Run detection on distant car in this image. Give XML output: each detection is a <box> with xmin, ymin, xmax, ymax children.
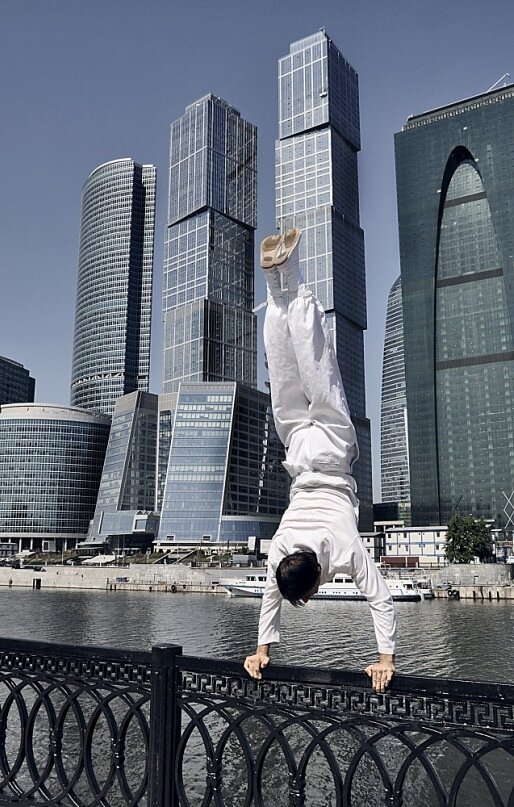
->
<box><xmin>506</xmin><ymin>556</ymin><xmax>514</xmax><ymax>564</ymax></box>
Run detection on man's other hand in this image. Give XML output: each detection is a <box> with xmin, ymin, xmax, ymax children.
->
<box><xmin>364</xmin><ymin>654</ymin><xmax>395</xmax><ymax>693</ymax></box>
<box><xmin>244</xmin><ymin>649</ymin><xmax>270</xmax><ymax>680</ymax></box>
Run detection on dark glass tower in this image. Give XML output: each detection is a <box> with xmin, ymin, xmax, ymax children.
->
<box><xmin>276</xmin><ymin>30</ymin><xmax>372</xmax><ymax>529</ymax></box>
<box><xmin>380</xmin><ymin>277</ymin><xmax>410</xmax><ymax>507</ymax></box>
<box><xmin>162</xmin><ymin>95</ymin><xmax>257</xmax><ymax>392</ymax></box>
<box><xmin>0</xmin><ymin>356</ymin><xmax>35</xmax><ymax>405</ymax></box>
<box><xmin>395</xmin><ymin>85</ymin><xmax>514</xmax><ymax>527</ymax></box>
<box><xmin>71</xmin><ymin>159</ymin><xmax>156</xmax><ymax>416</ymax></box>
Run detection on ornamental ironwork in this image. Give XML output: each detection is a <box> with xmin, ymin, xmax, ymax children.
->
<box><xmin>0</xmin><ymin>637</ymin><xmax>512</xmax><ymax>806</ymax></box>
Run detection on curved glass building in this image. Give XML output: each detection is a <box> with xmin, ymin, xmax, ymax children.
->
<box><xmin>71</xmin><ymin>158</ymin><xmax>156</xmax><ymax>416</ymax></box>
<box><xmin>0</xmin><ymin>404</ymin><xmax>110</xmax><ymax>551</ymax></box>
<box><xmin>395</xmin><ymin>85</ymin><xmax>514</xmax><ymax>527</ymax></box>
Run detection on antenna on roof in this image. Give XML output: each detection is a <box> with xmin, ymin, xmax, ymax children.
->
<box><xmin>487</xmin><ymin>73</ymin><xmax>512</xmax><ymax>92</ymax></box>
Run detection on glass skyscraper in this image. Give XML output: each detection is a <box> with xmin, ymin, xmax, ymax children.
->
<box><xmin>71</xmin><ymin>158</ymin><xmax>156</xmax><ymax>416</ymax></box>
<box><xmin>395</xmin><ymin>85</ymin><xmax>514</xmax><ymax>527</ymax></box>
<box><xmin>380</xmin><ymin>277</ymin><xmax>410</xmax><ymax>506</ymax></box>
<box><xmin>0</xmin><ymin>356</ymin><xmax>35</xmax><ymax>405</ymax></box>
<box><xmin>89</xmin><ymin>391</ymin><xmax>158</xmax><ymax>546</ymax></box>
<box><xmin>276</xmin><ymin>30</ymin><xmax>372</xmax><ymax>529</ymax></box>
<box><xmin>157</xmin><ymin>383</ymin><xmax>288</xmax><ymax>545</ymax></box>
<box><xmin>162</xmin><ymin>95</ymin><xmax>257</xmax><ymax>392</ymax></box>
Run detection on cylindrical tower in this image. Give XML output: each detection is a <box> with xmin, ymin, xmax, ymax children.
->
<box><xmin>71</xmin><ymin>158</ymin><xmax>156</xmax><ymax>416</ymax></box>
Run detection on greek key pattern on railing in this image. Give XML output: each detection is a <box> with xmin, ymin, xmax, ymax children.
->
<box><xmin>176</xmin><ymin>668</ymin><xmax>514</xmax><ymax>807</ymax></box>
<box><xmin>180</xmin><ymin>670</ymin><xmax>514</xmax><ymax>730</ymax></box>
<box><xmin>0</xmin><ymin>650</ymin><xmax>152</xmax><ymax>807</ymax></box>
<box><xmin>0</xmin><ymin>648</ymin><xmax>153</xmax><ymax>686</ymax></box>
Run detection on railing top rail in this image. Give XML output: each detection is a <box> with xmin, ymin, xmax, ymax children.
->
<box><xmin>0</xmin><ymin>637</ymin><xmax>512</xmax><ymax>706</ymax></box>
<box><xmin>0</xmin><ymin>635</ymin><xmax>153</xmax><ymax>666</ymax></box>
<box><xmin>178</xmin><ymin>653</ymin><xmax>514</xmax><ymax>704</ymax></box>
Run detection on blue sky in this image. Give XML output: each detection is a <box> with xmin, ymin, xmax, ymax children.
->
<box><xmin>1</xmin><ymin>0</ymin><xmax>513</xmax><ymax>498</ymax></box>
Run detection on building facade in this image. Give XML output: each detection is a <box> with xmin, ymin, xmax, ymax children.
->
<box><xmin>276</xmin><ymin>30</ymin><xmax>372</xmax><ymax>529</ymax></box>
<box><xmin>88</xmin><ymin>391</ymin><xmax>158</xmax><ymax>548</ymax></box>
<box><xmin>162</xmin><ymin>95</ymin><xmax>257</xmax><ymax>393</ymax></box>
<box><xmin>0</xmin><ymin>404</ymin><xmax>110</xmax><ymax>551</ymax></box>
<box><xmin>157</xmin><ymin>383</ymin><xmax>287</xmax><ymax>546</ymax></box>
<box><xmin>395</xmin><ymin>85</ymin><xmax>514</xmax><ymax>527</ymax></box>
<box><xmin>383</xmin><ymin>526</ymin><xmax>448</xmax><ymax>567</ymax></box>
<box><xmin>0</xmin><ymin>356</ymin><xmax>35</xmax><ymax>405</ymax></box>
<box><xmin>71</xmin><ymin>158</ymin><xmax>156</xmax><ymax>416</ymax></box>
<box><xmin>380</xmin><ymin>277</ymin><xmax>411</xmax><ymax>507</ymax></box>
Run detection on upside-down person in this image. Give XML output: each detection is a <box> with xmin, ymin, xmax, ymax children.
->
<box><xmin>243</xmin><ymin>229</ymin><xmax>396</xmax><ymax>693</ymax></box>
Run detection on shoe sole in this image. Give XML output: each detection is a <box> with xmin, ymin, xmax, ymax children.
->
<box><xmin>260</xmin><ymin>235</ymin><xmax>282</xmax><ymax>269</ymax></box>
<box><xmin>275</xmin><ymin>228</ymin><xmax>301</xmax><ymax>266</ymax></box>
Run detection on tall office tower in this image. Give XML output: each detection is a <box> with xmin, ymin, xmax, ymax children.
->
<box><xmin>0</xmin><ymin>356</ymin><xmax>35</xmax><ymax>405</ymax></box>
<box><xmin>276</xmin><ymin>30</ymin><xmax>372</xmax><ymax>529</ymax></box>
<box><xmin>380</xmin><ymin>277</ymin><xmax>410</xmax><ymax>507</ymax></box>
<box><xmin>71</xmin><ymin>159</ymin><xmax>156</xmax><ymax>416</ymax></box>
<box><xmin>395</xmin><ymin>84</ymin><xmax>514</xmax><ymax>527</ymax></box>
<box><xmin>162</xmin><ymin>95</ymin><xmax>257</xmax><ymax>392</ymax></box>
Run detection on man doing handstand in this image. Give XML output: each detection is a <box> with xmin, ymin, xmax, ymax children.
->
<box><xmin>243</xmin><ymin>229</ymin><xmax>396</xmax><ymax>693</ymax></box>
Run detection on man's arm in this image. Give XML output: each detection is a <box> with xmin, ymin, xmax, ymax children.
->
<box><xmin>244</xmin><ymin>566</ymin><xmax>283</xmax><ymax>680</ymax></box>
<box><xmin>348</xmin><ymin>537</ymin><xmax>397</xmax><ymax>691</ymax></box>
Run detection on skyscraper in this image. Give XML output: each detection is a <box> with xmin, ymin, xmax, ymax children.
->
<box><xmin>275</xmin><ymin>30</ymin><xmax>372</xmax><ymax>529</ymax></box>
<box><xmin>380</xmin><ymin>277</ymin><xmax>410</xmax><ymax>506</ymax></box>
<box><xmin>395</xmin><ymin>84</ymin><xmax>514</xmax><ymax>527</ymax></box>
<box><xmin>71</xmin><ymin>158</ymin><xmax>156</xmax><ymax>416</ymax></box>
<box><xmin>162</xmin><ymin>95</ymin><xmax>257</xmax><ymax>392</ymax></box>
<box><xmin>157</xmin><ymin>96</ymin><xmax>289</xmax><ymax>545</ymax></box>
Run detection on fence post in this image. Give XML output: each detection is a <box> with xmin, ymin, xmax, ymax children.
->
<box><xmin>148</xmin><ymin>643</ymin><xmax>183</xmax><ymax>807</ymax></box>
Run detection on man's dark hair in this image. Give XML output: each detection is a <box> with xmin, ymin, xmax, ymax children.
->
<box><xmin>276</xmin><ymin>550</ymin><xmax>320</xmax><ymax>606</ymax></box>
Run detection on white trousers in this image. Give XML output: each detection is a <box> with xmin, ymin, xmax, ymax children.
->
<box><xmin>264</xmin><ymin>290</ymin><xmax>359</xmax><ymax>483</ymax></box>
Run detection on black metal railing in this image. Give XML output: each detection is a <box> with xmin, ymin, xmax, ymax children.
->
<box><xmin>0</xmin><ymin>638</ymin><xmax>512</xmax><ymax>806</ymax></box>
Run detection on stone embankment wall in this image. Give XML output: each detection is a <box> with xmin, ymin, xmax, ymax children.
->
<box><xmin>0</xmin><ymin>563</ymin><xmax>254</xmax><ymax>593</ymax></box>
<box><xmin>0</xmin><ymin>561</ymin><xmax>511</xmax><ymax>597</ymax></box>
<box><xmin>430</xmin><ymin>563</ymin><xmax>513</xmax><ymax>586</ymax></box>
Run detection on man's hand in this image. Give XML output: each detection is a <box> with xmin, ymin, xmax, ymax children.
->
<box><xmin>364</xmin><ymin>654</ymin><xmax>395</xmax><ymax>693</ymax></box>
<box><xmin>244</xmin><ymin>645</ymin><xmax>270</xmax><ymax>680</ymax></box>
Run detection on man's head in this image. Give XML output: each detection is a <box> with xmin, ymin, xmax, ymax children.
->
<box><xmin>276</xmin><ymin>550</ymin><xmax>321</xmax><ymax>606</ymax></box>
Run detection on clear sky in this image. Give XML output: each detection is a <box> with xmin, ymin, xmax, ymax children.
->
<box><xmin>1</xmin><ymin>0</ymin><xmax>513</xmax><ymax>499</ymax></box>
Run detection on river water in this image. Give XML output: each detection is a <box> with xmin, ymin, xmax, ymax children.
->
<box><xmin>2</xmin><ymin>588</ymin><xmax>514</xmax><ymax>682</ymax></box>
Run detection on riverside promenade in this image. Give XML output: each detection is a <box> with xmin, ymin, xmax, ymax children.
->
<box><xmin>0</xmin><ymin>561</ymin><xmax>512</xmax><ymax>597</ymax></box>
<box><xmin>0</xmin><ymin>635</ymin><xmax>512</xmax><ymax>806</ymax></box>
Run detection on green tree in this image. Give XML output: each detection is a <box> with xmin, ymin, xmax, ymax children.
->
<box><xmin>444</xmin><ymin>514</ymin><xmax>493</xmax><ymax>563</ymax></box>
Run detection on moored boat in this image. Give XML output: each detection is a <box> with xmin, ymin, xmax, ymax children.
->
<box><xmin>222</xmin><ymin>573</ymin><xmax>422</xmax><ymax>601</ymax></box>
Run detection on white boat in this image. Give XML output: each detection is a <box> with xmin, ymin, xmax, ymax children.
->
<box><xmin>222</xmin><ymin>573</ymin><xmax>422</xmax><ymax>601</ymax></box>
<box><xmin>413</xmin><ymin>578</ymin><xmax>435</xmax><ymax>599</ymax></box>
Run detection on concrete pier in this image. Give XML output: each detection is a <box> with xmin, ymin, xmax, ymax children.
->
<box><xmin>434</xmin><ymin>584</ymin><xmax>514</xmax><ymax>600</ymax></box>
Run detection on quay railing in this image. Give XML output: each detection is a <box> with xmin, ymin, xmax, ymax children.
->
<box><xmin>0</xmin><ymin>637</ymin><xmax>512</xmax><ymax>806</ymax></box>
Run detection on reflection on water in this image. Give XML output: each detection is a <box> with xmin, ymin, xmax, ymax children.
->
<box><xmin>1</xmin><ymin>588</ymin><xmax>513</xmax><ymax>682</ymax></box>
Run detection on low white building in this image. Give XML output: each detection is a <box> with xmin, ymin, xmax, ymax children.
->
<box><xmin>383</xmin><ymin>525</ymin><xmax>448</xmax><ymax>566</ymax></box>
